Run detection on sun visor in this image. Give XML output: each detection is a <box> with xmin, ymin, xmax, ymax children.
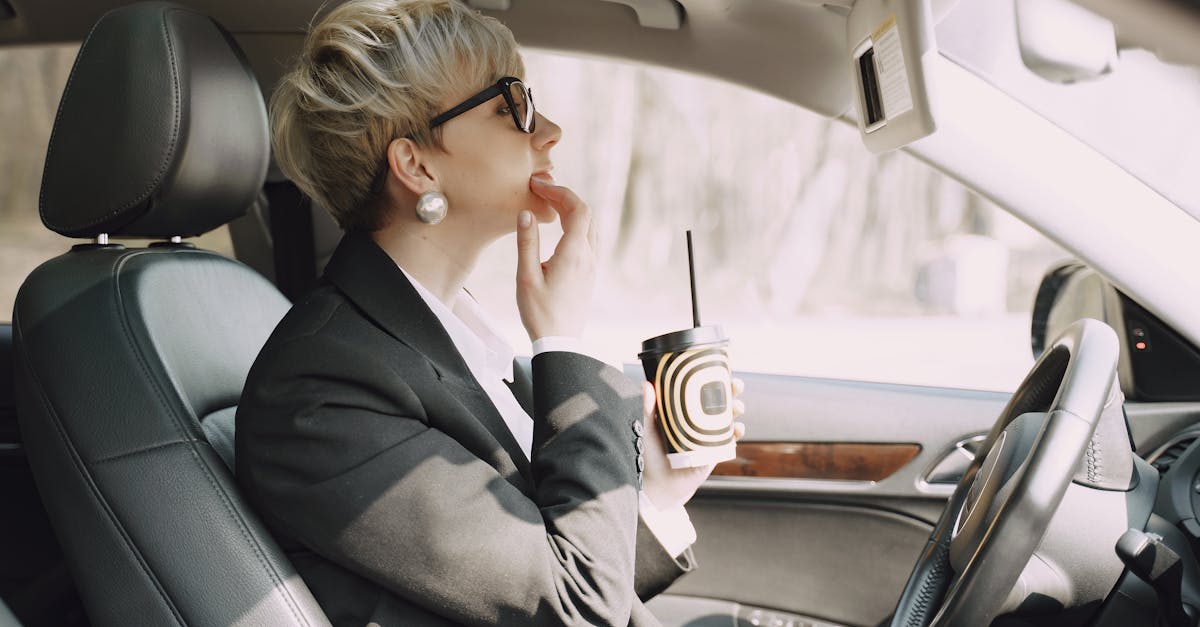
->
<box><xmin>846</xmin><ymin>0</ymin><xmax>939</xmax><ymax>153</ymax></box>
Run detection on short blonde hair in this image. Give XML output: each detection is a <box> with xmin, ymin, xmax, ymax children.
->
<box><xmin>270</xmin><ymin>0</ymin><xmax>524</xmax><ymax>230</ymax></box>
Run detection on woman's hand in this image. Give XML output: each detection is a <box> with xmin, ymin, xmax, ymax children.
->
<box><xmin>515</xmin><ymin>176</ymin><xmax>598</xmax><ymax>341</ymax></box>
<box><xmin>641</xmin><ymin>378</ymin><xmax>746</xmax><ymax>510</ymax></box>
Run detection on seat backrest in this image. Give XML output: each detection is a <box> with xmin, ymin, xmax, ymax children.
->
<box><xmin>12</xmin><ymin>3</ymin><xmax>329</xmax><ymax>625</ymax></box>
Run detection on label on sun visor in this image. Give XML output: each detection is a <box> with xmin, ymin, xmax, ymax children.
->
<box><xmin>871</xmin><ymin>15</ymin><xmax>913</xmax><ymax>119</ymax></box>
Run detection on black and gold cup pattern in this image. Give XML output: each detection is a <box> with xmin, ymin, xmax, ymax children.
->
<box><xmin>652</xmin><ymin>346</ymin><xmax>736</xmax><ymax>469</ymax></box>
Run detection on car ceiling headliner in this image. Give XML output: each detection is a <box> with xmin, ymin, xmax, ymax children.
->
<box><xmin>0</xmin><ymin>0</ymin><xmax>857</xmax><ymax>118</ymax></box>
<box><xmin>3</xmin><ymin>0</ymin><xmax>1198</xmax><ymax>121</ymax></box>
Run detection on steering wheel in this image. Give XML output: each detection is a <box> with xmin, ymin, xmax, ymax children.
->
<box><xmin>890</xmin><ymin>318</ymin><xmax>1126</xmax><ymax>627</ymax></box>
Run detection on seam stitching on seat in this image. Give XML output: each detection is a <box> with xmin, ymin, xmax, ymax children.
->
<box><xmin>186</xmin><ymin>440</ymin><xmax>311</xmax><ymax>625</ymax></box>
<box><xmin>96</xmin><ymin>438</ymin><xmax>315</xmax><ymax>626</ymax></box>
<box><xmin>112</xmin><ymin>251</ymin><xmax>312</xmax><ymax>625</ymax></box>
<box><xmin>13</xmin><ymin>314</ymin><xmax>187</xmax><ymax>626</ymax></box>
<box><xmin>1086</xmin><ymin>437</ymin><xmax>1098</xmax><ymax>483</ymax></box>
<box><xmin>92</xmin><ymin>439</ymin><xmax>202</xmax><ymax>466</ymax></box>
<box><xmin>113</xmin><ymin>251</ymin><xmax>199</xmax><ymax>443</ymax></box>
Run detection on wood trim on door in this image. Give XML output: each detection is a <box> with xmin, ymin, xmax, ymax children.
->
<box><xmin>712</xmin><ymin>442</ymin><xmax>921</xmax><ymax>482</ymax></box>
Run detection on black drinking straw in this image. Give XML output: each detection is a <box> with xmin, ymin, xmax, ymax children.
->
<box><xmin>687</xmin><ymin>230</ymin><xmax>701</xmax><ymax>328</ymax></box>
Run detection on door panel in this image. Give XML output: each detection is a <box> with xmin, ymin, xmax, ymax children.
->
<box><xmin>627</xmin><ymin>368</ymin><xmax>1012</xmax><ymax>627</ymax></box>
<box><xmin>626</xmin><ymin>370</ymin><xmax>1200</xmax><ymax>626</ymax></box>
<box><xmin>623</xmin><ymin>366</ymin><xmax>1010</xmax><ymax>506</ymax></box>
<box><xmin>664</xmin><ymin>500</ymin><xmax>932</xmax><ymax>626</ymax></box>
<box><xmin>712</xmin><ymin>442</ymin><xmax>922</xmax><ymax>481</ymax></box>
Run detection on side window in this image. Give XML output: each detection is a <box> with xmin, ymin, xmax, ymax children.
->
<box><xmin>0</xmin><ymin>44</ymin><xmax>235</xmax><ymax>322</ymax></box>
<box><xmin>466</xmin><ymin>51</ymin><xmax>1069</xmax><ymax>392</ymax></box>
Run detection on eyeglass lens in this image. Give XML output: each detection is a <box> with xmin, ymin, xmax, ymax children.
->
<box><xmin>508</xmin><ymin>81</ymin><xmax>535</xmax><ymax>132</ymax></box>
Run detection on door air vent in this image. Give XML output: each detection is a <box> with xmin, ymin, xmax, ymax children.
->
<box><xmin>1149</xmin><ymin>436</ymin><xmax>1199</xmax><ymax>473</ymax></box>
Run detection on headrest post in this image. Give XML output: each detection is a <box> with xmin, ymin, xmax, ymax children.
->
<box><xmin>170</xmin><ymin>236</ymin><xmax>182</xmax><ymax>244</ymax></box>
<box><xmin>96</xmin><ymin>234</ymin><xmax>109</xmax><ymax>245</ymax></box>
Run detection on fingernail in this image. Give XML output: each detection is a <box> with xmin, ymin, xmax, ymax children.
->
<box><xmin>531</xmin><ymin>174</ymin><xmax>552</xmax><ymax>185</ymax></box>
<box><xmin>518</xmin><ymin>210</ymin><xmax>532</xmax><ymax>228</ymax></box>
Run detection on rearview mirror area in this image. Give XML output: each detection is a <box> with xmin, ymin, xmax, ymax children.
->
<box><xmin>1015</xmin><ymin>0</ymin><xmax>1118</xmax><ymax>84</ymax></box>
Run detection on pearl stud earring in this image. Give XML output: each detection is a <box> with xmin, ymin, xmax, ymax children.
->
<box><xmin>415</xmin><ymin>191</ymin><xmax>448</xmax><ymax>225</ymax></box>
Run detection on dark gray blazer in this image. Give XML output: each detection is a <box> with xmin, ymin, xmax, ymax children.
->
<box><xmin>236</xmin><ymin>231</ymin><xmax>692</xmax><ymax>626</ymax></box>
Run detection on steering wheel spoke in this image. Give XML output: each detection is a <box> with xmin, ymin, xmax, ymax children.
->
<box><xmin>890</xmin><ymin>319</ymin><xmax>1126</xmax><ymax>627</ymax></box>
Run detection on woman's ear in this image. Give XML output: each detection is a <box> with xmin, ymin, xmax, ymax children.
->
<box><xmin>386</xmin><ymin>137</ymin><xmax>438</xmax><ymax>196</ymax></box>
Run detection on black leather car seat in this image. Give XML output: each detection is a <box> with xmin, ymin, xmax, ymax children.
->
<box><xmin>11</xmin><ymin>3</ymin><xmax>330</xmax><ymax>625</ymax></box>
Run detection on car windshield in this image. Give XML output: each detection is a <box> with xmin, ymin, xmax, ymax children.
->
<box><xmin>1</xmin><ymin>5</ymin><xmax>1188</xmax><ymax>394</ymax></box>
<box><xmin>937</xmin><ymin>2</ymin><xmax>1200</xmax><ymax>221</ymax></box>
<box><xmin>464</xmin><ymin>51</ymin><xmax>1069</xmax><ymax>393</ymax></box>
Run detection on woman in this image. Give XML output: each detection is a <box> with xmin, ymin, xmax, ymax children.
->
<box><xmin>235</xmin><ymin>1</ymin><xmax>744</xmax><ymax>625</ymax></box>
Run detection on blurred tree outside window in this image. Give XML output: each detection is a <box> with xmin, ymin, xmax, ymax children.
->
<box><xmin>465</xmin><ymin>51</ymin><xmax>1070</xmax><ymax>391</ymax></box>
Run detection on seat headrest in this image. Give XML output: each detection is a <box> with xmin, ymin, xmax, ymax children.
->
<box><xmin>40</xmin><ymin>2</ymin><xmax>268</xmax><ymax>238</ymax></box>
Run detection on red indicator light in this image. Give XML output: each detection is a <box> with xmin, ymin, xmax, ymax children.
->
<box><xmin>1135</xmin><ymin>341</ymin><xmax>1147</xmax><ymax>350</ymax></box>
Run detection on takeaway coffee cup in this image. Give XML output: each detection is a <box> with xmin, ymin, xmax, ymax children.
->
<box><xmin>639</xmin><ymin>325</ymin><xmax>736</xmax><ymax>469</ymax></box>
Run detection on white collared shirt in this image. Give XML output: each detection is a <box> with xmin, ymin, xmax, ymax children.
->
<box><xmin>398</xmin><ymin>267</ymin><xmax>695</xmax><ymax>557</ymax></box>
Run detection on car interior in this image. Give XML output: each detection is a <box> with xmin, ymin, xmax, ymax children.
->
<box><xmin>2</xmin><ymin>0</ymin><xmax>1200</xmax><ymax>626</ymax></box>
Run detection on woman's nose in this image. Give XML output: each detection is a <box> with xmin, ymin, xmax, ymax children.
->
<box><xmin>532</xmin><ymin>112</ymin><xmax>561</xmax><ymax>150</ymax></box>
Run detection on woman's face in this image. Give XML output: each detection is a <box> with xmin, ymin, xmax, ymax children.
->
<box><xmin>430</xmin><ymin>83</ymin><xmax>562</xmax><ymax>237</ymax></box>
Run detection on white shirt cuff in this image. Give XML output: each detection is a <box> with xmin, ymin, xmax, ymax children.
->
<box><xmin>638</xmin><ymin>491</ymin><xmax>697</xmax><ymax>558</ymax></box>
<box><xmin>532</xmin><ymin>336</ymin><xmax>584</xmax><ymax>356</ymax></box>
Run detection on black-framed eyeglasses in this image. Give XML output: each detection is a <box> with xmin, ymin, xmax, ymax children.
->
<box><xmin>429</xmin><ymin>76</ymin><xmax>535</xmax><ymax>133</ymax></box>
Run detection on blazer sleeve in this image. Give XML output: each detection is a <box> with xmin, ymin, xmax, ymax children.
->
<box><xmin>514</xmin><ymin>354</ymin><xmax>694</xmax><ymax>601</ymax></box>
<box><xmin>635</xmin><ymin>518</ymin><xmax>695</xmax><ymax>601</ymax></box>
<box><xmin>237</xmin><ymin>333</ymin><xmax>644</xmax><ymax>626</ymax></box>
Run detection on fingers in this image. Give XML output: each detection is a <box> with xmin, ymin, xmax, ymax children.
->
<box><xmin>531</xmin><ymin>177</ymin><xmax>590</xmax><ymax>244</ymax></box>
<box><xmin>731</xmin><ymin>378</ymin><xmax>744</xmax><ymax>416</ymax></box>
<box><xmin>642</xmin><ymin>381</ymin><xmax>656</xmax><ymax>420</ymax></box>
<box><xmin>730</xmin><ymin>378</ymin><xmax>745</xmax><ymax>438</ymax></box>
<box><xmin>515</xmin><ymin>209</ymin><xmax>542</xmax><ymax>288</ymax></box>
<box><xmin>587</xmin><ymin>213</ymin><xmax>598</xmax><ymax>252</ymax></box>
<box><xmin>516</xmin><ymin>179</ymin><xmax>595</xmax><ymax>340</ymax></box>
<box><xmin>641</xmin><ymin>381</ymin><xmax>666</xmax><ymax>455</ymax></box>
<box><xmin>530</xmin><ymin>176</ymin><xmax>582</xmax><ymax>209</ymax></box>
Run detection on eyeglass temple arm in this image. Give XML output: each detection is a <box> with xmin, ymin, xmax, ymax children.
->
<box><xmin>429</xmin><ymin>85</ymin><xmax>504</xmax><ymax>129</ymax></box>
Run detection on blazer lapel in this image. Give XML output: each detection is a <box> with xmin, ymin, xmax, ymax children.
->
<box><xmin>322</xmin><ymin>230</ymin><xmax>535</xmax><ymax>494</ymax></box>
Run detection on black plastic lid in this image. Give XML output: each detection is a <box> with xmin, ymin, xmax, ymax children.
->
<box><xmin>639</xmin><ymin>325</ymin><xmax>728</xmax><ymax>359</ymax></box>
